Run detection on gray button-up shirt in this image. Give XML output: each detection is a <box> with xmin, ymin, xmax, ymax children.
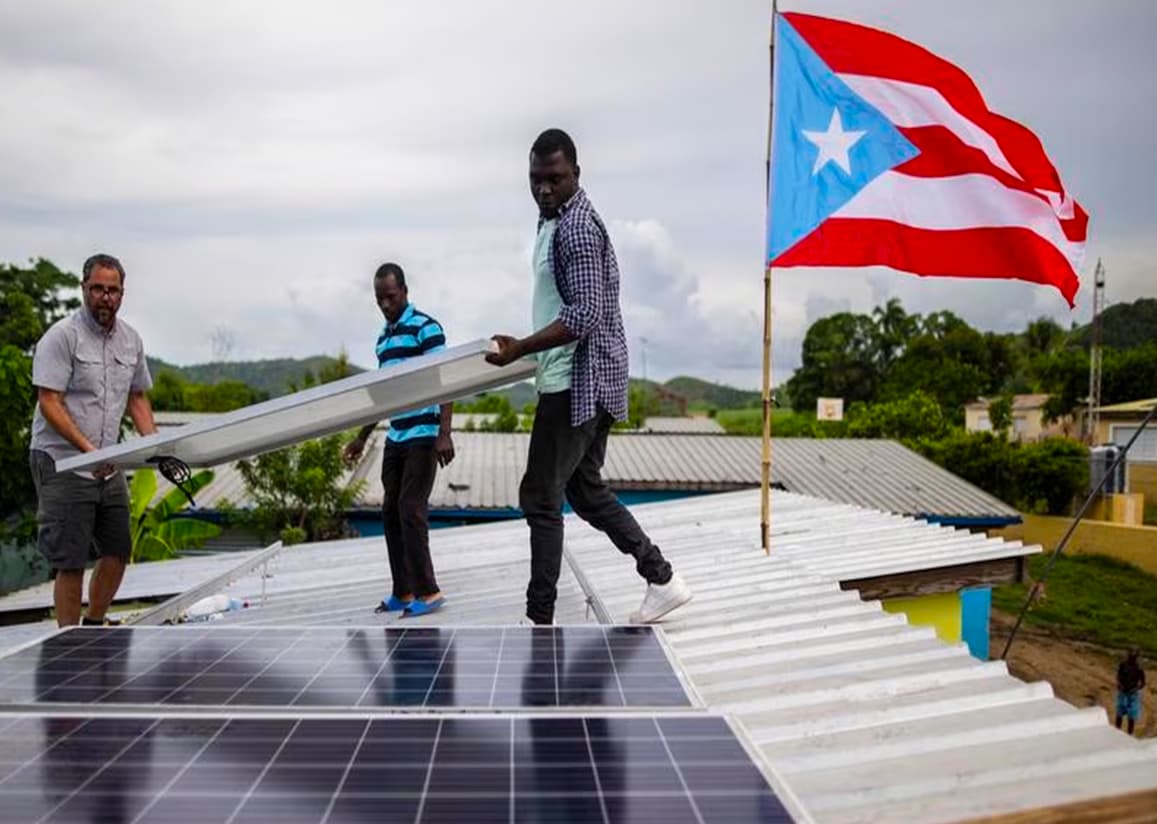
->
<box><xmin>30</xmin><ymin>309</ymin><xmax>153</xmax><ymax>461</ymax></box>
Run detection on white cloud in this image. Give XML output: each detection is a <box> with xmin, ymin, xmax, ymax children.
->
<box><xmin>0</xmin><ymin>0</ymin><xmax>1154</xmax><ymax>393</ymax></box>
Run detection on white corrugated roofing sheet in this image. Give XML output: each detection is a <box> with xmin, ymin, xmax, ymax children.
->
<box><xmin>185</xmin><ymin>488</ymin><xmax>1157</xmax><ymax>821</ymax></box>
<box><xmin>151</xmin><ymin>433</ymin><xmax>1019</xmax><ymax>520</ymax></box>
<box><xmin>5</xmin><ymin>488</ymin><xmax>1154</xmax><ymax>821</ymax></box>
<box><xmin>558</xmin><ymin>491</ymin><xmax>1157</xmax><ymax>822</ymax></box>
<box><xmin>0</xmin><ymin>545</ymin><xmax>272</xmax><ymax>615</ymax></box>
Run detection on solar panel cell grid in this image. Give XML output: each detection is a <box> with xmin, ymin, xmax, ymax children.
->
<box><xmin>0</xmin><ymin>714</ymin><xmax>794</xmax><ymax>823</ymax></box>
<box><xmin>0</xmin><ymin>626</ymin><xmax>694</xmax><ymax>710</ymax></box>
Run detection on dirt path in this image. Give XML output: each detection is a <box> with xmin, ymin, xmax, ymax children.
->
<box><xmin>991</xmin><ymin>611</ymin><xmax>1156</xmax><ymax>738</ymax></box>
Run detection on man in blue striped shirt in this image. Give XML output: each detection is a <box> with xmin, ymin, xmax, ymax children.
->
<box><xmin>487</xmin><ymin>129</ymin><xmax>691</xmax><ymax>626</ymax></box>
<box><xmin>345</xmin><ymin>263</ymin><xmax>454</xmax><ymax>617</ymax></box>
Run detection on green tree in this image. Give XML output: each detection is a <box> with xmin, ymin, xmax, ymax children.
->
<box><xmin>0</xmin><ymin>345</ymin><xmax>36</xmax><ymax>533</ymax></box>
<box><xmin>912</xmin><ymin>432</ymin><xmax>1087</xmax><ymax>515</ymax></box>
<box><xmin>1013</xmin><ymin>438</ymin><xmax>1088</xmax><ymax>515</ymax></box>
<box><xmin>186</xmin><ymin>380</ymin><xmax>266</xmax><ymax>412</ymax></box>
<box><xmin>882</xmin><ymin>317</ymin><xmax>1008</xmax><ymax>421</ymax></box>
<box><xmin>458</xmin><ymin>394</ymin><xmax>514</xmax><ymax>414</ymax></box>
<box><xmin>237</xmin><ymin>433</ymin><xmax>366</xmax><ymax>543</ymax></box>
<box><xmin>0</xmin><ymin>259</ymin><xmax>80</xmax><ymax>534</ymax></box>
<box><xmin>1102</xmin><ymin>344</ymin><xmax>1157</xmax><ymax>407</ymax></box>
<box><xmin>128</xmin><ymin>468</ymin><xmax>221</xmax><ymax>562</ymax></box>
<box><xmin>871</xmin><ymin>298</ymin><xmax>919</xmax><ymax>371</ymax></box>
<box><xmin>845</xmin><ymin>391</ymin><xmax>950</xmax><ymax>440</ymax></box>
<box><xmin>988</xmin><ymin>394</ymin><xmax>1014</xmax><ymax>438</ymax></box>
<box><xmin>148</xmin><ymin>371</ymin><xmax>189</xmax><ymax>411</ymax></box>
<box><xmin>616</xmin><ymin>385</ymin><xmax>661</xmax><ymax>430</ymax></box>
<box><xmin>1039</xmin><ymin>347</ymin><xmax>1088</xmax><ymax>422</ymax></box>
<box><xmin>149</xmin><ymin>371</ymin><xmax>266</xmax><ymax>413</ymax></box>
<box><xmin>786</xmin><ymin>312</ymin><xmax>881</xmax><ymax>413</ymax></box>
<box><xmin>1</xmin><ymin>259</ymin><xmax>80</xmax><ymax>353</ymax></box>
<box><xmin>1023</xmin><ymin>317</ymin><xmax>1066</xmax><ymax>356</ymax></box>
<box><xmin>474</xmin><ymin>396</ymin><xmax>519</xmax><ymax>432</ymax></box>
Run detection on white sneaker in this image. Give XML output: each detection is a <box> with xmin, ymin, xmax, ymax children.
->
<box><xmin>516</xmin><ymin>616</ymin><xmax>554</xmax><ymax>627</ymax></box>
<box><xmin>629</xmin><ymin>572</ymin><xmax>692</xmax><ymax>624</ymax></box>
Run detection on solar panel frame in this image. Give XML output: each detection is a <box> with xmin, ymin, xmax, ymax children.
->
<box><xmin>0</xmin><ymin>625</ymin><xmax>701</xmax><ymax>713</ymax></box>
<box><xmin>55</xmin><ymin>340</ymin><xmax>536</xmax><ymax>472</ymax></box>
<box><xmin>0</xmin><ymin>710</ymin><xmax>805</xmax><ymax>823</ymax></box>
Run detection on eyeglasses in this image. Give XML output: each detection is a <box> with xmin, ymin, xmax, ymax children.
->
<box><xmin>87</xmin><ymin>284</ymin><xmax>123</xmax><ymax>299</ymax></box>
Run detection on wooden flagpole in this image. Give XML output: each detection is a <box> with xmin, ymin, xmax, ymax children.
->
<box><xmin>760</xmin><ymin>0</ymin><xmax>778</xmax><ymax>554</ymax></box>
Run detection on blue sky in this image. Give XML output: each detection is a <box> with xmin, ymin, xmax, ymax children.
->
<box><xmin>1</xmin><ymin>0</ymin><xmax>1152</xmax><ymax>388</ymax></box>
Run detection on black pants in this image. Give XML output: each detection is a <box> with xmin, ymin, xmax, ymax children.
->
<box><xmin>381</xmin><ymin>441</ymin><xmax>440</xmax><ymax>599</ymax></box>
<box><xmin>520</xmin><ymin>391</ymin><xmax>671</xmax><ymax>624</ymax></box>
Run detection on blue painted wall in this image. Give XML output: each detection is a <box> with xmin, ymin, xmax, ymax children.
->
<box><xmin>960</xmin><ymin>587</ymin><xmax>992</xmax><ymax>660</ymax></box>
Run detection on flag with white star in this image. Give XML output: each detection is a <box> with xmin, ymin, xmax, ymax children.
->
<box><xmin>766</xmin><ymin>13</ymin><xmax>1087</xmax><ymax>307</ymax></box>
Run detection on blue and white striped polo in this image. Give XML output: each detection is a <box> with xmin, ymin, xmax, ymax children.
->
<box><xmin>376</xmin><ymin>303</ymin><xmax>446</xmax><ymax>445</ymax></box>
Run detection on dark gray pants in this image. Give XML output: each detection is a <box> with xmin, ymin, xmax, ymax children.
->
<box><xmin>381</xmin><ymin>441</ymin><xmax>440</xmax><ymax>599</ymax></box>
<box><xmin>520</xmin><ymin>392</ymin><xmax>671</xmax><ymax>624</ymax></box>
<box><xmin>29</xmin><ymin>450</ymin><xmax>131</xmax><ymax>571</ymax></box>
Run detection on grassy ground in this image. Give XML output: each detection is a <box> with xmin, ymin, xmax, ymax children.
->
<box><xmin>714</xmin><ymin>408</ymin><xmax>796</xmax><ymax>436</ymax></box>
<box><xmin>993</xmin><ymin>553</ymin><xmax>1157</xmax><ymax>657</ymax></box>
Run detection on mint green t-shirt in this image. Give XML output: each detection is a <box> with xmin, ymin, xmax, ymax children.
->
<box><xmin>532</xmin><ymin>219</ymin><xmax>575</xmax><ymax>394</ymax></box>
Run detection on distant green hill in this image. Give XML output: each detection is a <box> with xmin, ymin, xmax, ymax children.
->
<box><xmin>459</xmin><ymin>381</ymin><xmax>537</xmax><ymax>410</ymax></box>
<box><xmin>145</xmin><ymin>354</ymin><xmax>760</xmax><ymax>414</ymax></box>
<box><xmin>147</xmin><ymin>356</ymin><xmax>363</xmax><ymax>398</ymax></box>
<box><xmin>663</xmin><ymin>376</ymin><xmax>761</xmax><ymax>409</ymax></box>
<box><xmin>1072</xmin><ymin>297</ymin><xmax>1157</xmax><ymax>350</ymax></box>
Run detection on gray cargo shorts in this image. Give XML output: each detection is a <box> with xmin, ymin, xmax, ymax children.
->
<box><xmin>29</xmin><ymin>450</ymin><xmax>132</xmax><ymax>571</ymax></box>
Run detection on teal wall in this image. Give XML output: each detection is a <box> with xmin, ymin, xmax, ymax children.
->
<box><xmin>960</xmin><ymin>587</ymin><xmax>992</xmax><ymax>660</ymax></box>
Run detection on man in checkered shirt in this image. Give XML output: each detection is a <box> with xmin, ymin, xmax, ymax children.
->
<box><xmin>488</xmin><ymin>129</ymin><xmax>692</xmax><ymax>626</ymax></box>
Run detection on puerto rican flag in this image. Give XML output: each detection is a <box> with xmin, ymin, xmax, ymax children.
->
<box><xmin>767</xmin><ymin>13</ymin><xmax>1086</xmax><ymax>307</ymax></box>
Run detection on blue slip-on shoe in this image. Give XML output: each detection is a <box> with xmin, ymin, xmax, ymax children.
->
<box><xmin>403</xmin><ymin>598</ymin><xmax>445</xmax><ymax>617</ymax></box>
<box><xmin>375</xmin><ymin>595</ymin><xmax>413</xmax><ymax>614</ymax></box>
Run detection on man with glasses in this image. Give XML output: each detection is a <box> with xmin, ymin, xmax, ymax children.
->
<box><xmin>29</xmin><ymin>253</ymin><xmax>157</xmax><ymax>627</ymax></box>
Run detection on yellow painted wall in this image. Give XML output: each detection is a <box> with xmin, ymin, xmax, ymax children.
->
<box><xmin>883</xmin><ymin>592</ymin><xmax>962</xmax><ymax>644</ymax></box>
<box><xmin>993</xmin><ymin>515</ymin><xmax>1157</xmax><ymax>575</ymax></box>
<box><xmin>1089</xmin><ymin>493</ymin><xmax>1146</xmax><ymax>525</ymax></box>
<box><xmin>1130</xmin><ymin>463</ymin><xmax>1157</xmax><ymax>513</ymax></box>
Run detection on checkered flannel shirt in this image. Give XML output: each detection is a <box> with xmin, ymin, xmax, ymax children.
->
<box><xmin>544</xmin><ymin>188</ymin><xmax>630</xmax><ymax>426</ymax></box>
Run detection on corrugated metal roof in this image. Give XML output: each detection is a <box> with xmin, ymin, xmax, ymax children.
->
<box><xmin>966</xmin><ymin>393</ymin><xmax>1050</xmax><ymax>412</ymax></box>
<box><xmin>0</xmin><ymin>620</ymin><xmax>57</xmax><ymax>655</ymax></box>
<box><xmin>0</xmin><ymin>545</ymin><xmax>271</xmax><ymax>615</ymax></box>
<box><xmin>639</xmin><ymin>416</ymin><xmax>726</xmax><ymax>434</ymax></box>
<box><xmin>155</xmin><ymin>434</ymin><xmax>1018</xmax><ymax>520</ymax></box>
<box><xmin>170</xmin><ymin>488</ymin><xmax>1157</xmax><ymax>821</ymax></box>
<box><xmin>556</xmin><ymin>492</ymin><xmax>1157</xmax><ymax>822</ymax></box>
<box><xmin>1095</xmin><ymin>397</ymin><xmax>1157</xmax><ymax>414</ymax></box>
<box><xmin>766</xmin><ymin>438</ymin><xmax>1019</xmax><ymax>521</ymax></box>
<box><xmin>212</xmin><ymin>516</ymin><xmax>594</xmax><ymax>627</ymax></box>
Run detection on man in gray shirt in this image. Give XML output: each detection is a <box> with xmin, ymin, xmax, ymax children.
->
<box><xmin>29</xmin><ymin>253</ymin><xmax>158</xmax><ymax>626</ymax></box>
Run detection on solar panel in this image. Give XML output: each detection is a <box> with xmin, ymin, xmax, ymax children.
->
<box><xmin>0</xmin><ymin>713</ymin><xmax>796</xmax><ymax>823</ymax></box>
<box><xmin>56</xmin><ymin>341</ymin><xmax>536</xmax><ymax>472</ymax></box>
<box><xmin>0</xmin><ymin>626</ymin><xmax>696</xmax><ymax>710</ymax></box>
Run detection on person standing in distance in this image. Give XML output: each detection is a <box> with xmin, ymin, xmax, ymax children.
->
<box><xmin>487</xmin><ymin>129</ymin><xmax>691</xmax><ymax>626</ymax></box>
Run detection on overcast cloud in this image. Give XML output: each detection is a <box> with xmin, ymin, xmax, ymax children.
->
<box><xmin>1</xmin><ymin>0</ymin><xmax>1153</xmax><ymax>387</ymax></box>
